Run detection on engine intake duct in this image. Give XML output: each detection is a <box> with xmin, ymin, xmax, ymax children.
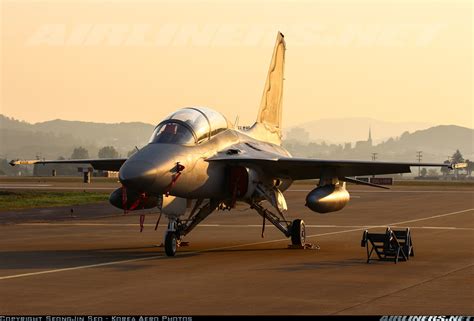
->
<box><xmin>109</xmin><ymin>187</ymin><xmax>159</xmax><ymax>210</ymax></box>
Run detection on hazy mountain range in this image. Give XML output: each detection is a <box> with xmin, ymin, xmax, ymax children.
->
<box><xmin>1</xmin><ymin>114</ymin><xmax>472</xmax><ymax>162</ymax></box>
<box><xmin>0</xmin><ymin>115</ymin><xmax>154</xmax><ymax>159</ymax></box>
<box><xmin>284</xmin><ymin>118</ymin><xmax>435</xmax><ymax>144</ymax></box>
<box><xmin>283</xmin><ymin>124</ymin><xmax>473</xmax><ymax>163</ymax></box>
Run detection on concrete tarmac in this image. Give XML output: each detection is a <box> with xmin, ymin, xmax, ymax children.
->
<box><xmin>0</xmin><ymin>185</ymin><xmax>473</xmax><ymax>315</ymax></box>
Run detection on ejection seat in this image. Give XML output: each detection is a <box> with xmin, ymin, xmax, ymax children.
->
<box><xmin>361</xmin><ymin>227</ymin><xmax>414</xmax><ymax>264</ymax></box>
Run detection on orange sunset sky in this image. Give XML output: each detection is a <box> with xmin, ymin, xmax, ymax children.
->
<box><xmin>1</xmin><ymin>0</ymin><xmax>472</xmax><ymax>128</ymax></box>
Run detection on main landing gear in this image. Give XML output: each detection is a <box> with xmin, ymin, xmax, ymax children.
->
<box><xmin>250</xmin><ymin>200</ymin><xmax>310</xmax><ymax>248</ymax></box>
<box><xmin>290</xmin><ymin>219</ymin><xmax>306</xmax><ymax>246</ymax></box>
<box><xmin>161</xmin><ymin>197</ymin><xmax>311</xmax><ymax>256</ymax></box>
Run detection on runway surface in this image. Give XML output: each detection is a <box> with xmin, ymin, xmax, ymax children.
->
<box><xmin>0</xmin><ymin>184</ymin><xmax>473</xmax><ymax>315</ymax></box>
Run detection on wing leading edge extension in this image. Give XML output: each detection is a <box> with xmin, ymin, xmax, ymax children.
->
<box><xmin>9</xmin><ymin>158</ymin><xmax>127</xmax><ymax>172</ymax></box>
<box><xmin>206</xmin><ymin>155</ymin><xmax>453</xmax><ymax>180</ymax></box>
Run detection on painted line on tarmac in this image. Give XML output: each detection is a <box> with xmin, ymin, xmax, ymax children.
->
<box><xmin>17</xmin><ymin>222</ymin><xmax>474</xmax><ymax>231</ymax></box>
<box><xmin>1</xmin><ymin>208</ymin><xmax>472</xmax><ymax>281</ymax></box>
<box><xmin>404</xmin><ymin>226</ymin><xmax>474</xmax><ymax>231</ymax></box>
<box><xmin>0</xmin><ymin>228</ymin><xmax>366</xmax><ymax>281</ymax></box>
<box><xmin>17</xmin><ymin>223</ymin><xmax>221</xmax><ymax>227</ymax></box>
<box><xmin>0</xmin><ymin>228</ymin><xmax>352</xmax><ymax>281</ymax></box>
<box><xmin>0</xmin><ymin>256</ymin><xmax>164</xmax><ymax>280</ymax></box>
<box><xmin>0</xmin><ymin>184</ymin><xmax>52</xmax><ymax>187</ymax></box>
<box><xmin>332</xmin><ymin>263</ymin><xmax>474</xmax><ymax>314</ymax></box>
<box><xmin>201</xmin><ymin>208</ymin><xmax>473</xmax><ymax>252</ymax></box>
<box><xmin>390</xmin><ymin>208</ymin><xmax>473</xmax><ymax>225</ymax></box>
<box><xmin>17</xmin><ymin>223</ymin><xmax>357</xmax><ymax>228</ymax></box>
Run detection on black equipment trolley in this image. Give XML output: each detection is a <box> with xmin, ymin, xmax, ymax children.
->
<box><xmin>361</xmin><ymin>227</ymin><xmax>414</xmax><ymax>263</ymax></box>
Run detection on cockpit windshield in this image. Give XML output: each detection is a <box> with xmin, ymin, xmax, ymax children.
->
<box><xmin>166</xmin><ymin>108</ymin><xmax>210</xmax><ymax>142</ymax></box>
<box><xmin>149</xmin><ymin>122</ymin><xmax>195</xmax><ymax>145</ymax></box>
<box><xmin>149</xmin><ymin>107</ymin><xmax>229</xmax><ymax>145</ymax></box>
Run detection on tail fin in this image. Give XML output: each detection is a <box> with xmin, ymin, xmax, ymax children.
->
<box><xmin>248</xmin><ymin>32</ymin><xmax>286</xmax><ymax>145</ymax></box>
<box><xmin>257</xmin><ymin>32</ymin><xmax>285</xmax><ymax>132</ymax></box>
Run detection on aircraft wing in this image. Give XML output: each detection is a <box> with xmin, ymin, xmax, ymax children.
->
<box><xmin>9</xmin><ymin>158</ymin><xmax>127</xmax><ymax>172</ymax></box>
<box><xmin>207</xmin><ymin>155</ymin><xmax>453</xmax><ymax>180</ymax></box>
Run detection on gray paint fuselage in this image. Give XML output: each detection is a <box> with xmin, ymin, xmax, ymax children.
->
<box><xmin>119</xmin><ymin>128</ymin><xmax>292</xmax><ymax>200</ymax></box>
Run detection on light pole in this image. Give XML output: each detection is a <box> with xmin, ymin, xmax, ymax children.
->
<box><xmin>371</xmin><ymin>153</ymin><xmax>378</xmax><ymax>178</ymax></box>
<box><xmin>416</xmin><ymin>151</ymin><xmax>423</xmax><ymax>177</ymax></box>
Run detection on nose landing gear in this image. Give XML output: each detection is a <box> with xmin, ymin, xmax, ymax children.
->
<box><xmin>164</xmin><ymin>231</ymin><xmax>178</xmax><ymax>257</ymax></box>
<box><xmin>164</xmin><ymin>219</ymin><xmax>179</xmax><ymax>256</ymax></box>
<box><xmin>162</xmin><ymin>199</ymin><xmax>219</xmax><ymax>257</ymax></box>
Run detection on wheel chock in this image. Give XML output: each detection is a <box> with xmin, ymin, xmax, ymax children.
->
<box><xmin>155</xmin><ymin>241</ymin><xmax>189</xmax><ymax>247</ymax></box>
<box><xmin>287</xmin><ymin>243</ymin><xmax>319</xmax><ymax>250</ymax></box>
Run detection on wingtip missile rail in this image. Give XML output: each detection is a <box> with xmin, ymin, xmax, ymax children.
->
<box><xmin>451</xmin><ymin>162</ymin><xmax>468</xmax><ymax>170</ymax></box>
<box><xmin>9</xmin><ymin>159</ymin><xmax>40</xmax><ymax>166</ymax></box>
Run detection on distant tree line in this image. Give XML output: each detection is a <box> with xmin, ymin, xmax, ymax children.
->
<box><xmin>426</xmin><ymin>149</ymin><xmax>472</xmax><ymax>178</ymax></box>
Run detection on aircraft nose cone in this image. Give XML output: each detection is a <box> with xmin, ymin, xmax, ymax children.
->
<box><xmin>119</xmin><ymin>160</ymin><xmax>157</xmax><ymax>191</ymax></box>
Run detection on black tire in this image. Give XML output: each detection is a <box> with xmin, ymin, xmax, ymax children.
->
<box><xmin>291</xmin><ymin>219</ymin><xmax>305</xmax><ymax>246</ymax></box>
<box><xmin>164</xmin><ymin>232</ymin><xmax>178</xmax><ymax>257</ymax></box>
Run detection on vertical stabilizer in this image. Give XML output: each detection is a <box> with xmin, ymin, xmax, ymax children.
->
<box><xmin>256</xmin><ymin>32</ymin><xmax>286</xmax><ymax>135</ymax></box>
<box><xmin>244</xmin><ymin>32</ymin><xmax>286</xmax><ymax>145</ymax></box>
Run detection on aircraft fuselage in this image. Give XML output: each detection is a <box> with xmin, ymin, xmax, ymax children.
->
<box><xmin>119</xmin><ymin>128</ymin><xmax>292</xmax><ymax>201</ymax></box>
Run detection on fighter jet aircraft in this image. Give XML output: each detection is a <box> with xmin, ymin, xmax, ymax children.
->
<box><xmin>10</xmin><ymin>32</ymin><xmax>457</xmax><ymax>256</ymax></box>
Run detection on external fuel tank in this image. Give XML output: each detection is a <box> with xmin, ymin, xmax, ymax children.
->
<box><xmin>305</xmin><ymin>183</ymin><xmax>350</xmax><ymax>214</ymax></box>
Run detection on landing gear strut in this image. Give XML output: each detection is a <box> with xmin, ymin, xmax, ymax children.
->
<box><xmin>162</xmin><ymin>199</ymin><xmax>218</xmax><ymax>257</ymax></box>
<box><xmin>250</xmin><ymin>200</ymin><xmax>309</xmax><ymax>248</ymax></box>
